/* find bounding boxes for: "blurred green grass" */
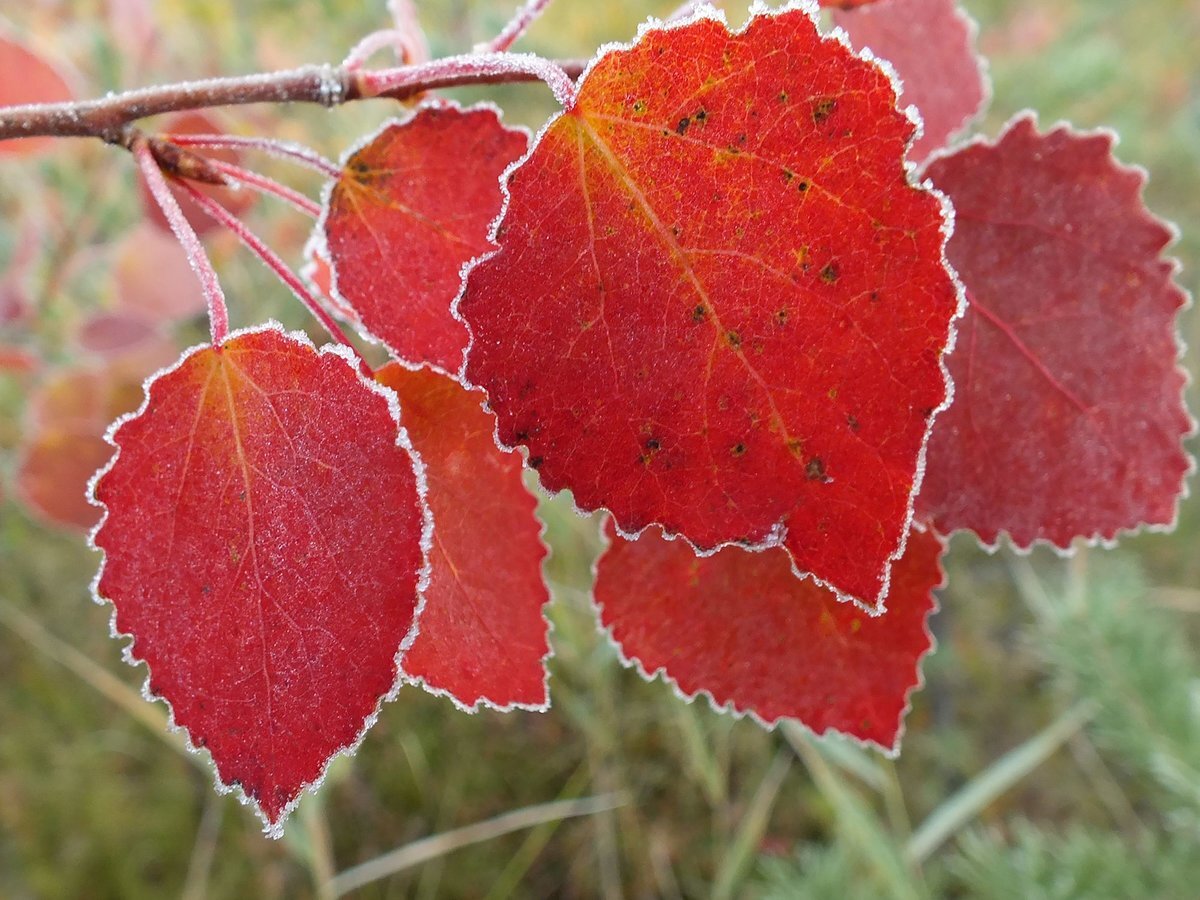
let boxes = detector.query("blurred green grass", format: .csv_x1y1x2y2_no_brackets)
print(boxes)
1,1,1197,897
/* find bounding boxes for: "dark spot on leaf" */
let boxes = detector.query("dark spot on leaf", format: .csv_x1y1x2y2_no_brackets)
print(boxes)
778,90,789,103
820,264,839,284
725,330,741,349
646,438,661,451
514,429,530,442
813,97,837,123
695,109,708,123
870,291,880,302
806,456,827,481
847,414,860,432
775,308,789,326
528,455,544,470
692,305,708,323
797,180,810,193
633,99,646,114
782,169,794,182
731,442,747,457
787,438,804,457
677,117,690,135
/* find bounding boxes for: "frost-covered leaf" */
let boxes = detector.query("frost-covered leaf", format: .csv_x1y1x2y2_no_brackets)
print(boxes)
301,236,360,326
0,33,73,158
90,326,427,832
594,519,943,750
832,0,988,162
376,364,550,710
459,6,959,607
917,115,1193,549
323,103,527,372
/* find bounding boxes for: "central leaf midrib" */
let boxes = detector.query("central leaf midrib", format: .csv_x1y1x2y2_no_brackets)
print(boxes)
572,113,797,456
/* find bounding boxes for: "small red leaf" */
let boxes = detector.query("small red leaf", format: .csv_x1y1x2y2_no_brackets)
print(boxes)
917,115,1193,548
322,103,527,371
595,519,943,750
301,235,360,326
90,326,428,832
16,358,165,530
376,364,551,710
833,0,988,162
110,222,209,322
0,33,73,158
460,7,959,607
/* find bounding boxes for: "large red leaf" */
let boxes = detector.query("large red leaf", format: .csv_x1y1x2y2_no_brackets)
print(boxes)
459,6,960,608
594,519,943,751
322,103,528,372
90,325,429,832
0,33,73,158
832,0,988,163
917,115,1193,549
376,364,551,710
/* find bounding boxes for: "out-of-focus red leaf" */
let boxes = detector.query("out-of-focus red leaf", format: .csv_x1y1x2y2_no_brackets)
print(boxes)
323,103,527,372
77,312,161,356
819,0,883,8
917,115,1193,548
833,0,988,162
376,364,550,710
594,519,943,750
138,111,256,237
16,361,153,529
459,7,959,608
0,33,74,158
105,0,160,75
90,326,428,831
110,222,209,322
0,346,36,373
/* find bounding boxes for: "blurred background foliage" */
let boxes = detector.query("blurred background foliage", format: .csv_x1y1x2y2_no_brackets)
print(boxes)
0,0,1197,897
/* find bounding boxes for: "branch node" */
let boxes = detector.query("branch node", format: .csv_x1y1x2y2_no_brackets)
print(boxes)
146,137,231,186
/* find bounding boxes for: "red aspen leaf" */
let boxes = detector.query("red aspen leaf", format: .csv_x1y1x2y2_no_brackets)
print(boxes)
89,325,429,833
916,115,1194,549
594,518,943,751
459,6,961,608
322,103,528,372
0,346,36,373
832,0,988,163
376,364,551,710
298,236,355,328
16,358,165,530
0,33,74,158
110,222,209,322
301,231,361,326
77,312,161,356
138,111,256,237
